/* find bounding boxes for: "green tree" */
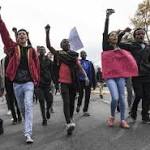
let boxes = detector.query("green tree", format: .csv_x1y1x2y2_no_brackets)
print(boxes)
131,0,150,43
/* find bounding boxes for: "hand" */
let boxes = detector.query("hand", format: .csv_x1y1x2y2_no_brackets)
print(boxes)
85,77,89,86
106,8,115,17
45,24,50,32
12,27,17,33
124,27,131,33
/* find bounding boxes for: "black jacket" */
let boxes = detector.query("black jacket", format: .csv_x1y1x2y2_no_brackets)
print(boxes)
119,41,150,81
39,56,56,87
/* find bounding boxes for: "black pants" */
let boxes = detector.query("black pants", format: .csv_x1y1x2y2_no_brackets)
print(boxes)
77,81,91,112
126,78,134,108
131,78,150,120
37,86,53,120
5,79,21,121
61,83,76,124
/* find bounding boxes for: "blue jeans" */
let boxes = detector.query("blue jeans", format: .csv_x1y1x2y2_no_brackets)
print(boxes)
106,78,126,120
13,82,34,137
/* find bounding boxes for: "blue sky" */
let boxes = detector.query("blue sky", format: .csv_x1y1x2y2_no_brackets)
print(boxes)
0,0,143,66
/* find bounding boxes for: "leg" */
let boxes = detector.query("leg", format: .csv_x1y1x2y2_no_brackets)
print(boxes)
44,87,53,119
61,83,71,124
106,79,119,118
130,78,143,120
83,84,91,113
99,82,104,98
13,83,25,118
116,78,126,121
142,82,150,122
69,84,76,119
126,78,134,108
37,87,47,122
23,82,34,137
77,81,84,108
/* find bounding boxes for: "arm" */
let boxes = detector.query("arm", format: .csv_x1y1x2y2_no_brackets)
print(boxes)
77,60,89,86
119,42,134,52
12,27,17,41
45,25,57,55
102,13,109,50
0,15,16,55
118,27,132,44
102,9,115,50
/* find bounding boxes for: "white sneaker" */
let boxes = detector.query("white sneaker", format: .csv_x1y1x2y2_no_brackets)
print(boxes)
7,110,11,116
66,123,76,135
26,135,34,144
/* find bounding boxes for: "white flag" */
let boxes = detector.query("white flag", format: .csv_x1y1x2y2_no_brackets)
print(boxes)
69,27,84,51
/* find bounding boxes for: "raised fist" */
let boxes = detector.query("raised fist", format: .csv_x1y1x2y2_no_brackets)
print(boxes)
124,27,131,33
12,27,17,33
106,8,115,16
45,24,50,32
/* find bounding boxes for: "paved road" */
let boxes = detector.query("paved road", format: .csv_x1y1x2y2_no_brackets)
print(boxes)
0,91,150,150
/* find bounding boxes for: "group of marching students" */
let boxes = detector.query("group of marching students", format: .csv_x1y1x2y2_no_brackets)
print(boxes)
0,7,150,144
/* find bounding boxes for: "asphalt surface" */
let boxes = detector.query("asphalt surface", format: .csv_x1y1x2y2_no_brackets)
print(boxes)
0,90,150,150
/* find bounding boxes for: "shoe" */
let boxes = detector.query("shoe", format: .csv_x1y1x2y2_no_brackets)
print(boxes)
76,106,80,113
100,95,103,99
129,111,137,121
42,119,47,126
46,110,50,119
7,110,11,116
12,119,17,125
66,123,75,136
107,117,115,127
26,135,34,144
142,118,150,124
83,112,90,117
18,117,22,123
120,120,130,129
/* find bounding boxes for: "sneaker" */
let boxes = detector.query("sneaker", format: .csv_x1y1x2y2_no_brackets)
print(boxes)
142,118,150,124
129,111,137,121
26,135,34,144
7,110,11,116
66,123,75,136
42,119,47,126
46,110,50,119
83,112,90,117
76,106,80,113
120,120,130,129
107,117,115,127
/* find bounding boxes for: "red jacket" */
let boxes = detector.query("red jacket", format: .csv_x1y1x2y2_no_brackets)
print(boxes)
0,18,40,85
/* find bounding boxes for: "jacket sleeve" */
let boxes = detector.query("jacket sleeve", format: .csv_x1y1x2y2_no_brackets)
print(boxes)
91,62,96,88
0,17,16,55
32,48,40,85
119,42,134,52
102,16,109,51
